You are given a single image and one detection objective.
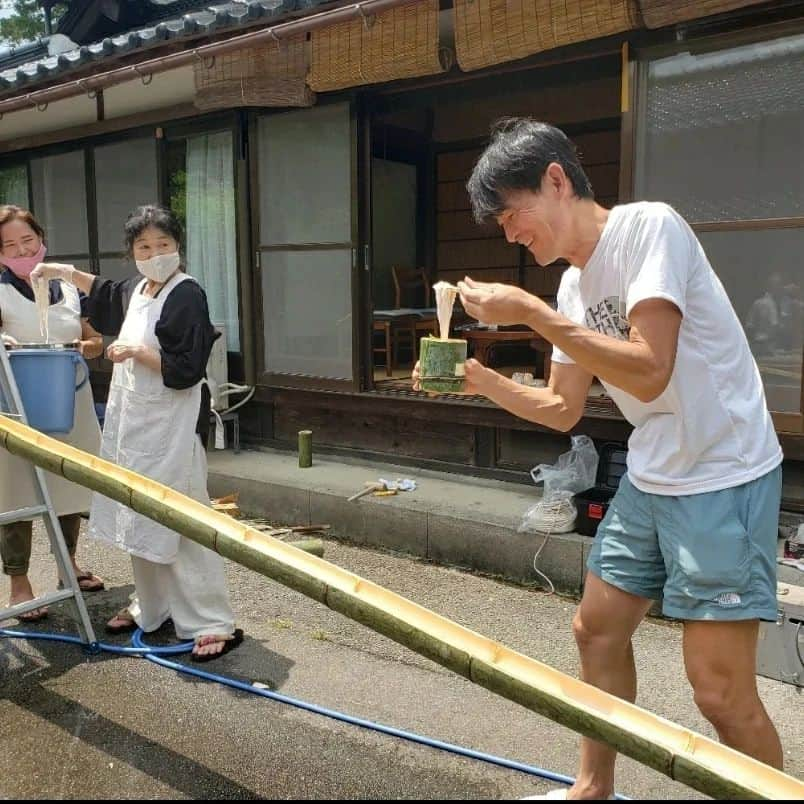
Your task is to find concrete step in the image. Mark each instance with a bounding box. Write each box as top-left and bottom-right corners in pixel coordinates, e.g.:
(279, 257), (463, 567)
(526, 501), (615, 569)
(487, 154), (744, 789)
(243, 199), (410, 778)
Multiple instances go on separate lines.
(208, 447), (803, 604)
(207, 447), (591, 594)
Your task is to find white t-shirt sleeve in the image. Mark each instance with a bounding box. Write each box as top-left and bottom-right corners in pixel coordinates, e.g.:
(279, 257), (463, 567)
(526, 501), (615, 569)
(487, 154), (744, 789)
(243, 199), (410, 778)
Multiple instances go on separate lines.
(551, 267), (581, 365)
(625, 204), (692, 318)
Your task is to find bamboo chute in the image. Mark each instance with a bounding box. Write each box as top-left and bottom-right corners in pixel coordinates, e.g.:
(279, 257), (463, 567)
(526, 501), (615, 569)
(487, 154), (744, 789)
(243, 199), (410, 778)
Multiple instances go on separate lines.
(0, 414), (801, 801)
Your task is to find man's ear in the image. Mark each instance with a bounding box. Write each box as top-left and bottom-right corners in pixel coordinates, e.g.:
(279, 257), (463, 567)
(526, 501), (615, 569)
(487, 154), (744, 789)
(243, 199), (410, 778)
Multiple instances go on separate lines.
(545, 162), (568, 196)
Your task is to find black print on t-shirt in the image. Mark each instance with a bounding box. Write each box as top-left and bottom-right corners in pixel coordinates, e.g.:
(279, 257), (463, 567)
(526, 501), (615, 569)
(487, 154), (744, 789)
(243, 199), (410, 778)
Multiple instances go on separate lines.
(584, 296), (630, 339)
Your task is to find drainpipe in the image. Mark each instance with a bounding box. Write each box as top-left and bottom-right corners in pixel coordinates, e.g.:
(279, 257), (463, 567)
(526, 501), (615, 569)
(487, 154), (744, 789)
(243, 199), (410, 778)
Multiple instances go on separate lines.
(0, 0), (420, 117)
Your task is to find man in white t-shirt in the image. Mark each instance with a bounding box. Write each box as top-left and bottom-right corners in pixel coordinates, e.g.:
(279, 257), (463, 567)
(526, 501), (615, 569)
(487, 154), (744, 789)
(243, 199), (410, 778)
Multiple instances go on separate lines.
(419, 119), (784, 798)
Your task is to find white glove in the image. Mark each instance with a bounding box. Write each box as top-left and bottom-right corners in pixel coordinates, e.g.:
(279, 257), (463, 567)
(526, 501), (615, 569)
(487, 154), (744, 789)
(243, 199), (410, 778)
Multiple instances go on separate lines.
(1, 333), (19, 346)
(30, 262), (75, 284)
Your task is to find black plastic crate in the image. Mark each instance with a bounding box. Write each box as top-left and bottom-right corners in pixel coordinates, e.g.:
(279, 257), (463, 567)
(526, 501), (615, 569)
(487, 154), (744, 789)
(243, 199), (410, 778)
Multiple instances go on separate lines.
(573, 443), (628, 537)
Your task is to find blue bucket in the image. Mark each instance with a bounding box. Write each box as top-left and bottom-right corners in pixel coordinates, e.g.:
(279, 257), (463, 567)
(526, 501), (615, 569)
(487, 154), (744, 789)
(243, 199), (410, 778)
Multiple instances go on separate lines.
(8, 348), (89, 434)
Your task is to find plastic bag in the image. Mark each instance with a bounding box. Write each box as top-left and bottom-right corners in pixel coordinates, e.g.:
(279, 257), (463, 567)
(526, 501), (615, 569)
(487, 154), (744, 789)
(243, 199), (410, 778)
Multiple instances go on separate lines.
(519, 435), (599, 534)
(529, 435), (599, 502)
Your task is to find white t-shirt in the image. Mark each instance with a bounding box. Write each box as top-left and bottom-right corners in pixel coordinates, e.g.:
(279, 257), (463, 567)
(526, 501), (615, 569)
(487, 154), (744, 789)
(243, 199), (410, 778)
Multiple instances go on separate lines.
(553, 202), (782, 495)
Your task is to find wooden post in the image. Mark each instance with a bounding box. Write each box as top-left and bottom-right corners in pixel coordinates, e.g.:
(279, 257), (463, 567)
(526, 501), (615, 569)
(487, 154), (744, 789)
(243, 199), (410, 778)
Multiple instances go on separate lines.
(298, 429), (312, 468)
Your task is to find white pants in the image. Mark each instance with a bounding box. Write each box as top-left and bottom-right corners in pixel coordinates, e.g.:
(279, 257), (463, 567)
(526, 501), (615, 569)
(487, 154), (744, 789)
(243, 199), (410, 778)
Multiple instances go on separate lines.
(128, 536), (236, 639)
(127, 437), (235, 640)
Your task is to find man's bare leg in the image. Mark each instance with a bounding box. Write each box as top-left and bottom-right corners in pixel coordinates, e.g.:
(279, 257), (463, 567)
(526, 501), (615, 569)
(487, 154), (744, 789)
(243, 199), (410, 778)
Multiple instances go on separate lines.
(684, 619), (783, 769)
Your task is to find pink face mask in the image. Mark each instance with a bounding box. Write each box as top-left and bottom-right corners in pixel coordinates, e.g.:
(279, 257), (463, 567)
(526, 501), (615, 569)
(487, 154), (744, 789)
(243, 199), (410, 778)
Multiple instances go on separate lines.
(0, 243), (47, 278)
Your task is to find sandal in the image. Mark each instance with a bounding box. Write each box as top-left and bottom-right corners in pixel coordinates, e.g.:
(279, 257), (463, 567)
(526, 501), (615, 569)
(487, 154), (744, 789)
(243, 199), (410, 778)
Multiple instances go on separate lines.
(58, 572), (105, 593)
(191, 628), (244, 663)
(105, 608), (137, 634)
(16, 605), (48, 622)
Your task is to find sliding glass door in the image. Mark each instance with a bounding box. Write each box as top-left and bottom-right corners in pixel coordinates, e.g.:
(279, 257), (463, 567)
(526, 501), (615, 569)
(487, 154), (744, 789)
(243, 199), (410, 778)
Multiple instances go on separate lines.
(254, 102), (359, 389)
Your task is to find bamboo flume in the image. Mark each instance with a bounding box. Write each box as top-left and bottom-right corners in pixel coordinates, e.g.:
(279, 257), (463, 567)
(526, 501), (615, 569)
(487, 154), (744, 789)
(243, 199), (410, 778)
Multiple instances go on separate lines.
(0, 414), (801, 800)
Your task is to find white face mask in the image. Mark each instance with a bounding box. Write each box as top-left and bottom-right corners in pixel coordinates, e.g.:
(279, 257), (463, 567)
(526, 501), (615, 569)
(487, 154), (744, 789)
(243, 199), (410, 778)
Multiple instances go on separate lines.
(136, 252), (181, 283)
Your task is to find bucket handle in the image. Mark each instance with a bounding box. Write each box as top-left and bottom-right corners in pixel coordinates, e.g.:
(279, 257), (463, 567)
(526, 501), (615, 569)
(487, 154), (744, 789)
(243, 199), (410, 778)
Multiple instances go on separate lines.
(71, 351), (89, 392)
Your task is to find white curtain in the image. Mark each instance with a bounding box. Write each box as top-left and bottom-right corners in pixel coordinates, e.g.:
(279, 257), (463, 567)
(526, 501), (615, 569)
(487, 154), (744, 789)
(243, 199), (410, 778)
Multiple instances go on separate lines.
(186, 131), (240, 350)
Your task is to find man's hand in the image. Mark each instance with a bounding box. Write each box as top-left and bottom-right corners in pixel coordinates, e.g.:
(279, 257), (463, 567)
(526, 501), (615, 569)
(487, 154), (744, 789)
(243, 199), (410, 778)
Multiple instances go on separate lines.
(30, 262), (75, 284)
(412, 357), (496, 396)
(1, 333), (19, 347)
(457, 276), (548, 327)
(463, 358), (497, 395)
(412, 360), (422, 391)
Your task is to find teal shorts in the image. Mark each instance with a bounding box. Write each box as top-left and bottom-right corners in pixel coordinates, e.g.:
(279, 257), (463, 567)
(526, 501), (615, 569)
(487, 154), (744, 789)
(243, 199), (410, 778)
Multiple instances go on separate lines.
(587, 466), (782, 622)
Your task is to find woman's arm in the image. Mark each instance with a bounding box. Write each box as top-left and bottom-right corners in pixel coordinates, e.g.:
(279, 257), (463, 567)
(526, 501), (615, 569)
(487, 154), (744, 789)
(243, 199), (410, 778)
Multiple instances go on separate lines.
(79, 318), (104, 359)
(31, 263), (136, 337)
(155, 280), (219, 389)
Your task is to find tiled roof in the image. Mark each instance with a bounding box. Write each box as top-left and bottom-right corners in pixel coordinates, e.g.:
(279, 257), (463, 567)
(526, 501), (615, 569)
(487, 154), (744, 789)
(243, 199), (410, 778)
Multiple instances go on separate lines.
(0, 0), (332, 96)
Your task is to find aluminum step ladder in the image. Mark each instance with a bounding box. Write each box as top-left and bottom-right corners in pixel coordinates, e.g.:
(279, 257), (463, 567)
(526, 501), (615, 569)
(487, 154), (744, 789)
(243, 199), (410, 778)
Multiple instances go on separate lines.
(0, 344), (97, 644)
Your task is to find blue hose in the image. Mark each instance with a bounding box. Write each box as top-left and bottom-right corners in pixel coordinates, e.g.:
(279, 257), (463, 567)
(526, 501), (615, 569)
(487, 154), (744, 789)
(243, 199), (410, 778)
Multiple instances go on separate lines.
(2, 626), (628, 799)
(0, 627), (192, 655)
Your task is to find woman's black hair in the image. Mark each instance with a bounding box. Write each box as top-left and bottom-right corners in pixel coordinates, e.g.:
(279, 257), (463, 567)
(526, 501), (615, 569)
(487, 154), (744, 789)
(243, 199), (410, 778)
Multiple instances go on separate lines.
(124, 205), (183, 256)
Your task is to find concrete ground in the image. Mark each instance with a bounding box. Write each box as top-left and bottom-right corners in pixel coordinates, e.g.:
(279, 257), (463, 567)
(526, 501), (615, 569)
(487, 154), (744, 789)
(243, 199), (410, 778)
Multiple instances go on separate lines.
(1, 513), (802, 799)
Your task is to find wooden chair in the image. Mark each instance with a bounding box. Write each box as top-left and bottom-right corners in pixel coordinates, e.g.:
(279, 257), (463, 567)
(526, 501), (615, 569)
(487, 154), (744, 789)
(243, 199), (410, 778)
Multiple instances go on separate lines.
(392, 266), (439, 359)
(392, 266), (431, 308)
(373, 318), (393, 377)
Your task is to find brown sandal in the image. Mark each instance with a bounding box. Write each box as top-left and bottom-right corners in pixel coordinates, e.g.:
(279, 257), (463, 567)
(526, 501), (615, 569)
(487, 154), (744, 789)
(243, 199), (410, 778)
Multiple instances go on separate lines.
(58, 572), (105, 593)
(191, 629), (244, 663)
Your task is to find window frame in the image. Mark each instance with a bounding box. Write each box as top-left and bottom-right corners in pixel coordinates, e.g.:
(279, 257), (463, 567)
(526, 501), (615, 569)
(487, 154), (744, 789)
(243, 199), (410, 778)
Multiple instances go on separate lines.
(631, 23), (804, 434)
(248, 98), (363, 392)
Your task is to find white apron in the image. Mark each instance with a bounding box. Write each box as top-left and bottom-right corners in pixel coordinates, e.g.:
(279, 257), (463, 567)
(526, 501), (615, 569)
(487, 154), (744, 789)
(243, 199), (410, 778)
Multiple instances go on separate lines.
(0, 280), (100, 516)
(89, 273), (205, 564)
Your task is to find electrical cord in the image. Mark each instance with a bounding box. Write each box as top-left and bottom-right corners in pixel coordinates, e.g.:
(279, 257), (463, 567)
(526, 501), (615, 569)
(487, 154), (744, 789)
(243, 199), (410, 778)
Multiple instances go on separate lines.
(208, 381), (255, 449)
(215, 382), (255, 416)
(520, 496), (578, 596)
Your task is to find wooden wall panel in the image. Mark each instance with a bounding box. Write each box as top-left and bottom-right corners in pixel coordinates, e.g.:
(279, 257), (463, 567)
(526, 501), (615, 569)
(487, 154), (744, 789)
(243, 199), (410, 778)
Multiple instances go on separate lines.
(274, 398), (476, 464)
(437, 149), (483, 181)
(439, 267), (518, 286)
(437, 180), (470, 212)
(433, 75), (621, 142)
(523, 263), (567, 298)
(438, 238), (518, 270)
(438, 210), (499, 241)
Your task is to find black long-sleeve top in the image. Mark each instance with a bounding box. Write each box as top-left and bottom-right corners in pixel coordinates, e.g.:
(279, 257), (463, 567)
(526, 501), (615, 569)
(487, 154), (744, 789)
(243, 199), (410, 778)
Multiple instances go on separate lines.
(81, 274), (219, 447)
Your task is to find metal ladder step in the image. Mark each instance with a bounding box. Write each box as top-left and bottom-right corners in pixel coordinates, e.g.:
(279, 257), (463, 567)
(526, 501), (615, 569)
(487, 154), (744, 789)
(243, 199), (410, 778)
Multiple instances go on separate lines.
(0, 589), (75, 623)
(0, 345), (97, 644)
(0, 505), (49, 526)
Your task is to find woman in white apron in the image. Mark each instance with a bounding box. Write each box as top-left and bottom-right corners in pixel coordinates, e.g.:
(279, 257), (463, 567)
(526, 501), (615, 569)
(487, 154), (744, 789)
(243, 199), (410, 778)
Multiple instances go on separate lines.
(32, 205), (241, 662)
(0, 206), (104, 621)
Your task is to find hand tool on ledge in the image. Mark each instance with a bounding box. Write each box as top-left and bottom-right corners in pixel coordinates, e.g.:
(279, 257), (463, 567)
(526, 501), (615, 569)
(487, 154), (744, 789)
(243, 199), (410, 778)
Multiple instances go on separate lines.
(347, 481), (386, 502)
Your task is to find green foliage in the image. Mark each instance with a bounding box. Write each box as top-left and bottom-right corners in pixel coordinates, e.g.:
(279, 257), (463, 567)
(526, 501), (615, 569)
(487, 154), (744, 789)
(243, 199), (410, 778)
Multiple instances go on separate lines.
(0, 1), (68, 45)
(0, 164), (29, 208)
(168, 167), (188, 234)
